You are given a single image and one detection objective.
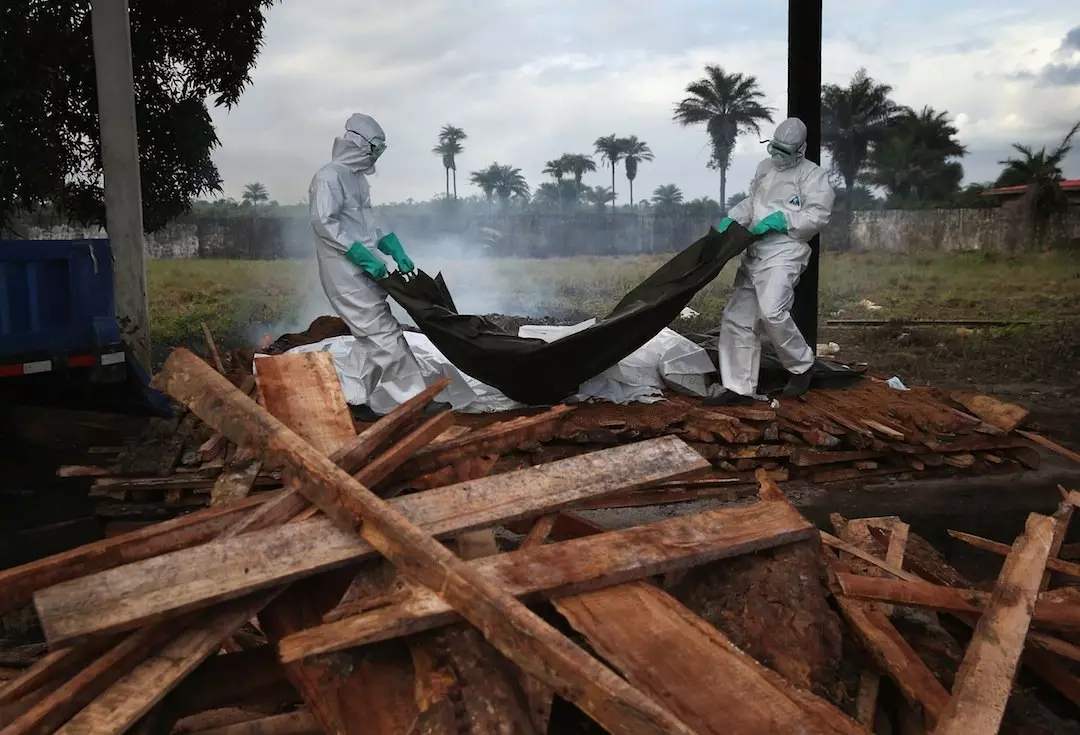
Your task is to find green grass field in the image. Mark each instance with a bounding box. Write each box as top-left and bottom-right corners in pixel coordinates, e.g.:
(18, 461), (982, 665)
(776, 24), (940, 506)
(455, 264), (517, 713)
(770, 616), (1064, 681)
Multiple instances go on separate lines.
(149, 250), (1080, 387)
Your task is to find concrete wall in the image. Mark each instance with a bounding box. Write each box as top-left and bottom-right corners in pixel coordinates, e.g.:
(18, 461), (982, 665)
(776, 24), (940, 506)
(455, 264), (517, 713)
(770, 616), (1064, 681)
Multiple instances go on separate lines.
(833, 207), (1080, 252)
(17, 207), (1080, 258)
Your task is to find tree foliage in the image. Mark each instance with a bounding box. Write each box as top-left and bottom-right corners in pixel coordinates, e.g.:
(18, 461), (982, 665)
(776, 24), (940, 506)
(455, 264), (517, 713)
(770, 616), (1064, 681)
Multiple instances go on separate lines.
(0, 0), (277, 232)
(621, 136), (653, 208)
(996, 121), (1080, 234)
(821, 68), (906, 213)
(433, 124), (467, 199)
(672, 65), (773, 213)
(867, 106), (966, 205)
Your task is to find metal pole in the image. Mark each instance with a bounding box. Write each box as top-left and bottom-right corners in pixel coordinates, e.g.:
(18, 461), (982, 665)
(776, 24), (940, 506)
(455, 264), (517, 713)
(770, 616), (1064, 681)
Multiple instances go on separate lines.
(91, 0), (151, 372)
(788, 0), (823, 351)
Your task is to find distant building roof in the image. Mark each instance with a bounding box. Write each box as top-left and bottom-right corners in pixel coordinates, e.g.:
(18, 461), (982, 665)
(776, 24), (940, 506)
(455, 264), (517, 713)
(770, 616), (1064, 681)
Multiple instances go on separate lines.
(981, 179), (1080, 197)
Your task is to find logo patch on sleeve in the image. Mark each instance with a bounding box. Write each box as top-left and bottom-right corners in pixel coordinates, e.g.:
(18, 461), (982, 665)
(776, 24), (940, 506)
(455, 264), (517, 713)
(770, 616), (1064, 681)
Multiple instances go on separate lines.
(789, 195), (801, 207)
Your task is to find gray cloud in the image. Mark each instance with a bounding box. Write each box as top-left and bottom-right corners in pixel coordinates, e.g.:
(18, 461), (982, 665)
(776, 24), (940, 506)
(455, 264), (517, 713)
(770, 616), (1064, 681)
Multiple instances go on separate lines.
(1063, 26), (1080, 52)
(208, 0), (1080, 206)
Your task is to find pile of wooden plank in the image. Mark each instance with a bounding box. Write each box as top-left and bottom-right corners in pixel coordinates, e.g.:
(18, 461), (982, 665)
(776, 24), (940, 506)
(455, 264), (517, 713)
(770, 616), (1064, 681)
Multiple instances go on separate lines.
(66, 355), (1050, 527)
(825, 492), (1080, 734)
(2, 348), (1080, 733)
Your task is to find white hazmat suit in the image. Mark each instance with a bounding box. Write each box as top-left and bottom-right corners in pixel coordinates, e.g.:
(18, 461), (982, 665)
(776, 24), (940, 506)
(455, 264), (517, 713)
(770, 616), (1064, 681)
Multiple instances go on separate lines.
(308, 113), (427, 414)
(719, 117), (835, 399)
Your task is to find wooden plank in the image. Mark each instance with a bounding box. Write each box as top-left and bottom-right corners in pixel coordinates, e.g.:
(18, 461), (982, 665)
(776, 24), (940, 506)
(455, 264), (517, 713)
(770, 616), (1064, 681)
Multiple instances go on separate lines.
(1019, 429), (1080, 465)
(254, 353), (356, 459)
(0, 492), (273, 617)
(210, 446), (263, 507)
(932, 512), (1056, 735)
(836, 574), (1080, 630)
(184, 710), (320, 735)
(251, 351), (361, 735)
(333, 377), (451, 475)
(4, 620), (176, 735)
(354, 410), (454, 489)
(949, 391), (1028, 432)
(277, 500), (816, 662)
(820, 532), (921, 582)
(201, 322), (227, 373)
(0, 640), (115, 707)
(949, 529), (1080, 580)
(397, 405), (575, 477)
(554, 581), (857, 735)
(853, 520), (908, 728)
(53, 355), (364, 735)
(36, 436), (708, 648)
(152, 347), (695, 734)
(55, 595), (276, 735)
(833, 592), (950, 726)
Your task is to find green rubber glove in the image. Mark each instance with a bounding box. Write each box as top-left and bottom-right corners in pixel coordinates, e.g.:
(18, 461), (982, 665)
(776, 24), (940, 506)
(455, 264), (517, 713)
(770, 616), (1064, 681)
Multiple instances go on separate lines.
(749, 211), (788, 236)
(715, 217), (735, 234)
(377, 231), (415, 274)
(345, 242), (388, 280)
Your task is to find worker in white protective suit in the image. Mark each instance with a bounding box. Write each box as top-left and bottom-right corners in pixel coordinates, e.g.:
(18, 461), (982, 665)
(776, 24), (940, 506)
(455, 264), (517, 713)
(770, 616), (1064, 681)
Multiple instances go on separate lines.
(308, 113), (427, 415)
(711, 117), (835, 404)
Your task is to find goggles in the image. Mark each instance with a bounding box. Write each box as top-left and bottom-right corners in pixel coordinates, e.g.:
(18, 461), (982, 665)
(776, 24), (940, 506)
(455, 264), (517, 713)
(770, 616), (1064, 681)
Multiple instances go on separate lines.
(348, 129), (387, 161)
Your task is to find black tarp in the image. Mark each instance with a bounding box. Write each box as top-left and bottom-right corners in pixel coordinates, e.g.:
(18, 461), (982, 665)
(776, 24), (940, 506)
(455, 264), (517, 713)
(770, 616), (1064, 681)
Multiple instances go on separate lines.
(382, 225), (758, 405)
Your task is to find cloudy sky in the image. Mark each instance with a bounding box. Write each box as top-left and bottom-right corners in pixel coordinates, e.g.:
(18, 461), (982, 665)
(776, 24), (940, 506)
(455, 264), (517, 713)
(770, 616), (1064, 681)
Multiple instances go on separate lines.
(208, 0), (1080, 206)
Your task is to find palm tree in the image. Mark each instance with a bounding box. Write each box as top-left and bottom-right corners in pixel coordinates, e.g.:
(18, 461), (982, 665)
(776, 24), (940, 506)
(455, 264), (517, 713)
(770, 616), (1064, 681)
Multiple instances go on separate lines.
(469, 165), (500, 213)
(685, 197), (722, 221)
(436, 125), (467, 198)
(866, 106), (966, 204)
(542, 159), (567, 182)
(996, 120), (1080, 243)
(433, 140), (457, 200)
(821, 69), (905, 212)
(560, 153), (597, 186)
(583, 185), (616, 213)
(533, 182), (563, 211)
(672, 65), (773, 214)
(241, 182), (269, 207)
(725, 191), (748, 210)
(472, 163), (529, 210)
(620, 136), (654, 209)
(651, 184), (684, 213)
(593, 135), (626, 212)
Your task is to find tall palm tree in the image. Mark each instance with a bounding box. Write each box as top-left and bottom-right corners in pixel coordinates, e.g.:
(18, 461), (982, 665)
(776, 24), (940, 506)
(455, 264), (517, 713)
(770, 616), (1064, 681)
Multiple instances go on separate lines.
(672, 65), (773, 214)
(620, 136), (654, 209)
(433, 140), (457, 200)
(241, 182), (269, 206)
(543, 158), (567, 182)
(583, 185), (616, 213)
(593, 135), (626, 212)
(996, 120), (1080, 241)
(651, 184), (684, 213)
(436, 124), (467, 198)
(821, 69), (905, 212)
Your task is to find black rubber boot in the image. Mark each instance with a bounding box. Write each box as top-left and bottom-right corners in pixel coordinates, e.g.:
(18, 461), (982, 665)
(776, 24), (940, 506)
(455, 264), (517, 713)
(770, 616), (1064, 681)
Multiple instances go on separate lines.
(704, 391), (761, 406)
(782, 369), (814, 397)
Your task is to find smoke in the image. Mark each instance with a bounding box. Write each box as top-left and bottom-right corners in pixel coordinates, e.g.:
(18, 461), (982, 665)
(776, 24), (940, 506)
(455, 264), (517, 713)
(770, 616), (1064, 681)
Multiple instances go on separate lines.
(251, 226), (559, 347)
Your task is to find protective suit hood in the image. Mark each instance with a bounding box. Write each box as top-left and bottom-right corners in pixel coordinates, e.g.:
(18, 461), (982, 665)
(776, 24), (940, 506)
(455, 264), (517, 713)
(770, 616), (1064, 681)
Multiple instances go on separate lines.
(767, 117), (807, 170)
(332, 113), (386, 174)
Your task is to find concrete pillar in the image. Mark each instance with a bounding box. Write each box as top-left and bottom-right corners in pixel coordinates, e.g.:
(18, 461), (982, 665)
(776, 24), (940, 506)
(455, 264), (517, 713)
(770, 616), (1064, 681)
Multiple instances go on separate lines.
(788, 0), (823, 352)
(91, 0), (151, 372)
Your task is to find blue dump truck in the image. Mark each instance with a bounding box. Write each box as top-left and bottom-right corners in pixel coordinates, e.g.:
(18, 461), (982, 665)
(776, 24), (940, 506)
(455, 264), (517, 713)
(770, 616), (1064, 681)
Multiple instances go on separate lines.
(0, 238), (169, 415)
